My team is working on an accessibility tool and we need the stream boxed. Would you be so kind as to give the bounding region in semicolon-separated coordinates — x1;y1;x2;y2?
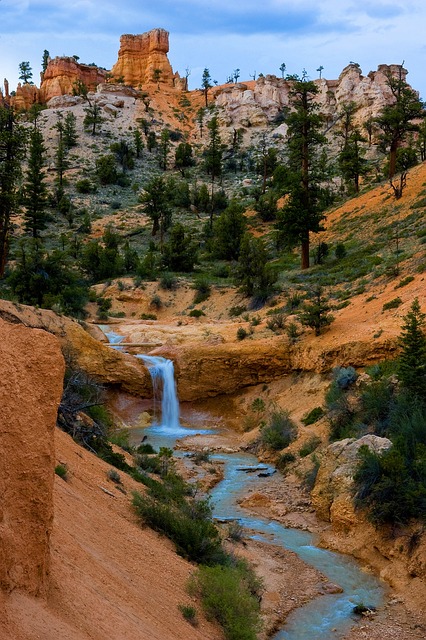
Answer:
101;326;385;639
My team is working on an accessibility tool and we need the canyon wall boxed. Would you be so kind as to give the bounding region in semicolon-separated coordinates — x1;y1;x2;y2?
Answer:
0;318;64;596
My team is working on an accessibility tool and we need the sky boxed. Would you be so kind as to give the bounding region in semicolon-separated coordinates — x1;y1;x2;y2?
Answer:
1;0;426;98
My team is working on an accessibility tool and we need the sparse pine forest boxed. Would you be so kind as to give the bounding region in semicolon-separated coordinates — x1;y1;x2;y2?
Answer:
1;64;425;333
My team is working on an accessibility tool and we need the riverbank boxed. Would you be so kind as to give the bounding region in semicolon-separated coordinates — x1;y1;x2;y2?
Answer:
180;428;426;640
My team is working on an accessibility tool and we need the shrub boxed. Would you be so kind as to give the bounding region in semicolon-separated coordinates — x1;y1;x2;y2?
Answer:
229;305;246;317
276;451;296;472
191;560;262;640
285;321;301;344
335;243;347;260
193;276;211;304
251;398;265;412
141;313;157;320
382;297;402;312
75;178;95;193
301;407;324;426
236;327;248;341
333;366;358;389
189;309;205;318
150;294;162;309
136;443;157;455
107;468;121;483
160;272;177;290
133;472;223;564
178;604;198;626
261;410;297;450
55;464;68;480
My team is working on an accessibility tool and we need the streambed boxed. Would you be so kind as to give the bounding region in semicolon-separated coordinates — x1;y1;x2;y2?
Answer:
101;326;386;639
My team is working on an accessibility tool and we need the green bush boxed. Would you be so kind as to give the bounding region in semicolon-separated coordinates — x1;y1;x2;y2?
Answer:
55;464;68;480
229;305;246;317
178;604;198;626
160;273;177;290
261;410;297;450
191;559;262;640
382;297;402;312
133;472;223;564
189;309;205;318
236;327;248;341
193;276;211;304
301;407;324;425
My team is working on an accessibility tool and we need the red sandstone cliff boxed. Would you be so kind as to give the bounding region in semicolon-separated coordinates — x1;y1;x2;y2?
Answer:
0;318;64;596
39;57;107;104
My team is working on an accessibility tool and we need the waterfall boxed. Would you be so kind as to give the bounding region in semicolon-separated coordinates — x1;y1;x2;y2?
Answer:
137;355;180;429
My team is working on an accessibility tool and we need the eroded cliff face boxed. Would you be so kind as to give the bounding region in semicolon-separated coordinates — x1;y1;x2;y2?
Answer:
0;300;152;397
10;82;39;111
214;64;409;135
0;318;64;596
39;57;107;104
111;29;185;89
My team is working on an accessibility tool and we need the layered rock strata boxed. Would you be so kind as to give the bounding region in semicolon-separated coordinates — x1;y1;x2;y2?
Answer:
111;29;185;89
39;57;107;103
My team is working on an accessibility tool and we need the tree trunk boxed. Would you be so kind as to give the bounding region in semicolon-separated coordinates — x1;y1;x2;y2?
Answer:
301;236;310;270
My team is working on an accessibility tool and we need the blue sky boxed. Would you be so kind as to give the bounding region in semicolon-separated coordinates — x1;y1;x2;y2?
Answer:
1;0;425;97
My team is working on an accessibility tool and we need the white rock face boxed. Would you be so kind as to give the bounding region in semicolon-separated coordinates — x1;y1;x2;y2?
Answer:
213;64;415;143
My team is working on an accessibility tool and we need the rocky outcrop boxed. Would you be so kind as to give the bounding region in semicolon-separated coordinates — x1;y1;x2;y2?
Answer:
111;29;185;89
0;318;64;596
11;82;39;111
0;300;152;397
153;340;293;401
214;64;410;137
39;57;107;104
311;434;392;525
312;434;426;611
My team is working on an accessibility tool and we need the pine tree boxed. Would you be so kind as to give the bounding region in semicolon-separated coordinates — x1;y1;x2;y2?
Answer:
204;116;223;228
22;125;49;238
201;69;212;107
376;65;424;199
398;298;426;396
276;74;328;269
300;285;334;336
0;106;27;276
63;112;78;149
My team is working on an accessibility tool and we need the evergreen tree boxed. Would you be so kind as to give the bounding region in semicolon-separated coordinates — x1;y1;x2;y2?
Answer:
110;139;135;172
0;106;27;276
235;233;276;299
162;223;197;272
83;102;104;135
158;129;170;170
133;129;144;158
139;176;171;244
376;65;424;199
336;102;368;194
22;125;49;238
276;74;328;269
398;298;426;396
201;69;212;107
175;142;194;176
300;285;334;336
213;200;246;260
204;116;223;228
18;61;33;84
63;112;78;149
41;50;50;74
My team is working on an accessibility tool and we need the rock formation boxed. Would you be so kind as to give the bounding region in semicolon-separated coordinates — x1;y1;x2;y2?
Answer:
311;434;392;525
214;64;409;136
39;57;107;104
11;82;39;111
111;29;185;89
0;300;152;398
0;318;64;596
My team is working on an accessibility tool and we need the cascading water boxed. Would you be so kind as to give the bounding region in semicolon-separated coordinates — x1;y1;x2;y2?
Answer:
136;355;180;429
